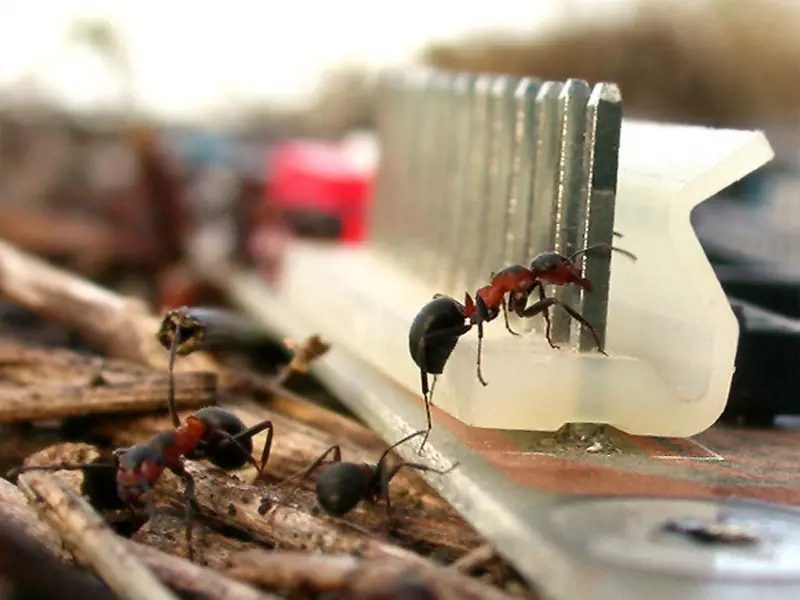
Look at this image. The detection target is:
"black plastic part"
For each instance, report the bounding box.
[694,196,800,425]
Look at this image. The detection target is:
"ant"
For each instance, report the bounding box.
[409,235,637,451]
[261,430,458,535]
[9,317,276,562]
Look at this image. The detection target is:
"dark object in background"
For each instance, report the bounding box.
[694,198,800,426]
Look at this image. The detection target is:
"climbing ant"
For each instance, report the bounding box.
[8,350,276,561]
[409,236,637,450]
[262,430,458,535]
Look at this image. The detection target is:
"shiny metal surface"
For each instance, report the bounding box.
[370,67,621,347]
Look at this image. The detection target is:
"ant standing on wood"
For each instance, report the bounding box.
[409,235,637,451]
[261,430,458,535]
[9,314,278,562]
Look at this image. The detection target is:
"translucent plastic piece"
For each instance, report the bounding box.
[277,120,774,437]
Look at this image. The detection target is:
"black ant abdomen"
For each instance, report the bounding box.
[315,463,372,517]
[408,295,467,375]
[191,406,254,469]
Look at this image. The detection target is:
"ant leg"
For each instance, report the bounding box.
[169,462,197,562]
[167,325,184,429]
[416,348,433,455]
[520,297,606,355]
[534,284,557,350]
[474,297,490,387]
[501,297,521,336]
[230,420,274,484]
[209,420,274,483]
[415,324,471,454]
[273,445,342,509]
[512,283,558,349]
[378,460,460,537]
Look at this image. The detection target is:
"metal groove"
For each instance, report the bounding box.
[370,67,623,350]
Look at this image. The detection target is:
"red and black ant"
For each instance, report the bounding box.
[261,430,458,535]
[409,237,637,450]
[9,316,276,562]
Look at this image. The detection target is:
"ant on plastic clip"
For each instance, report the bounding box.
[409,233,637,451]
[260,429,458,536]
[7,363,276,562]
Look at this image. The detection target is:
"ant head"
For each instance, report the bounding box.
[114,445,163,505]
[116,445,161,473]
[156,307,206,356]
[530,251,590,291]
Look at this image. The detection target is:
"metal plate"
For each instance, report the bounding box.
[227,270,800,600]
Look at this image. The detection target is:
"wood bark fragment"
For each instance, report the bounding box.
[126,539,280,600]
[0,371,216,424]
[132,512,265,567]
[227,549,524,600]
[153,460,429,564]
[16,471,180,600]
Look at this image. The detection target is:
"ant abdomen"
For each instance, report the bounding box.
[315,463,371,517]
[409,296,466,374]
[192,406,254,469]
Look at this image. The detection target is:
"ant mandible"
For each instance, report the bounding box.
[9,319,277,562]
[409,236,637,451]
[261,430,458,535]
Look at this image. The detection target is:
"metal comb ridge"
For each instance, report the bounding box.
[370,67,623,350]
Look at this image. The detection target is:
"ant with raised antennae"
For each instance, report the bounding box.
[409,234,637,451]
[9,317,277,561]
[261,430,458,535]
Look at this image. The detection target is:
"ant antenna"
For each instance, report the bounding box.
[378,430,427,466]
[167,321,183,429]
[568,243,638,263]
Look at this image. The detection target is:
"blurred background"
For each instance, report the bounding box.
[1,0,799,323]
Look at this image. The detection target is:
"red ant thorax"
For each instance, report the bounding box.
[172,416,207,458]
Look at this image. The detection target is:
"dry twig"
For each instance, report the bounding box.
[17,471,179,600]
[0,518,117,600]
[0,478,117,599]
[0,478,68,561]
[274,334,331,384]
[227,549,520,600]
[0,371,216,424]
[451,543,496,573]
[126,540,280,600]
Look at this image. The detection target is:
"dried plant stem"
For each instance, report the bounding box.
[126,540,281,600]
[17,472,180,600]
[0,478,69,561]
[0,371,216,424]
[451,543,496,572]
[227,549,520,600]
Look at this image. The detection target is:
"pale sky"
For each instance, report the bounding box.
[0,0,639,120]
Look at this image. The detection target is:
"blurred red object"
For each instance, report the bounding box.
[265,135,376,244]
